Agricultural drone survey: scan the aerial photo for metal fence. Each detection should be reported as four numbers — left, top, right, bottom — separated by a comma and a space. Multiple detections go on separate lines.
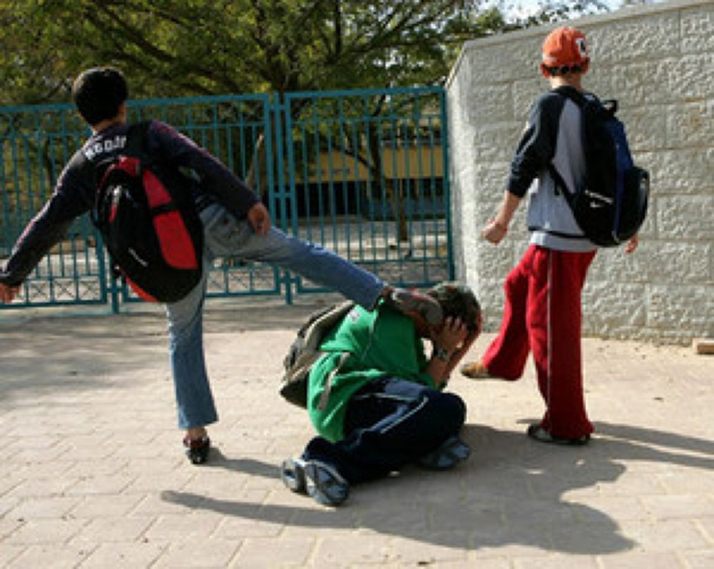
0, 87, 452, 312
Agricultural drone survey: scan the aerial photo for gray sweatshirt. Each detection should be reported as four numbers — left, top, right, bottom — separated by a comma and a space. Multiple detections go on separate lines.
507, 86, 597, 253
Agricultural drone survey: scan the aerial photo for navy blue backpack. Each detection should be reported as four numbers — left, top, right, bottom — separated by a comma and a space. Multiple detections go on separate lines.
552, 87, 650, 247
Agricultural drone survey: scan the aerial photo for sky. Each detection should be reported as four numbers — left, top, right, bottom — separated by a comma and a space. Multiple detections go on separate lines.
495, 1, 673, 18
491, 0, 628, 18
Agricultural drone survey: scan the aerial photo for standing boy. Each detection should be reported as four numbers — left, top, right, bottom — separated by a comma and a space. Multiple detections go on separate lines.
0, 67, 442, 464
460, 27, 638, 445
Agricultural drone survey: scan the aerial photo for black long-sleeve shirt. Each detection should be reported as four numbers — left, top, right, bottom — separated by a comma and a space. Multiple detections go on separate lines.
0, 120, 260, 286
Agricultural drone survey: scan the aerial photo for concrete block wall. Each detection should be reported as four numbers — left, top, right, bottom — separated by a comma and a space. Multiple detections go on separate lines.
446, 0, 713, 345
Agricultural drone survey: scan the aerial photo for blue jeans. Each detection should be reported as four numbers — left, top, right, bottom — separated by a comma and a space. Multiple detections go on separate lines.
165, 204, 385, 429
303, 377, 467, 484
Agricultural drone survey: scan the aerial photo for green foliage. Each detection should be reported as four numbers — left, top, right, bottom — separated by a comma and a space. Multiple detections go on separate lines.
0, 0, 617, 106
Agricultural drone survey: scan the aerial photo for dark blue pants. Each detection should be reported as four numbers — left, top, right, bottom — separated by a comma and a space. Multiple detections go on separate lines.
303, 377, 467, 484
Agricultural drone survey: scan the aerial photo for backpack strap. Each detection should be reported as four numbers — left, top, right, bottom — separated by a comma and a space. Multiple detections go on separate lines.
89, 121, 151, 221
553, 85, 588, 106
553, 85, 618, 116
316, 352, 351, 411
546, 86, 596, 238
529, 225, 590, 241
83, 121, 152, 189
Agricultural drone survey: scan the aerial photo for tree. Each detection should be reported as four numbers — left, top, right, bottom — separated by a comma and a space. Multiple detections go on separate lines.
2, 0, 633, 105
0, 1, 615, 243
1, 1, 507, 105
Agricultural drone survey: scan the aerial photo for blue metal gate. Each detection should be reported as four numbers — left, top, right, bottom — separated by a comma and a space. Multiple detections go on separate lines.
0, 87, 452, 312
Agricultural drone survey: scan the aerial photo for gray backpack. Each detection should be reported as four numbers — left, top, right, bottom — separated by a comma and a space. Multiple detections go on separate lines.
280, 301, 355, 408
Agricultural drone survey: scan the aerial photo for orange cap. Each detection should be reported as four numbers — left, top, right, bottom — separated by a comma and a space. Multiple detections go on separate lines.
542, 26, 589, 68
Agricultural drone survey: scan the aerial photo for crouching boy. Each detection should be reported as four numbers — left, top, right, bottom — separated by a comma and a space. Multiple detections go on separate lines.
282, 282, 481, 506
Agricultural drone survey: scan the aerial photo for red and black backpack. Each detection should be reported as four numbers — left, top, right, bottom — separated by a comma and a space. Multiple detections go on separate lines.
91, 122, 204, 303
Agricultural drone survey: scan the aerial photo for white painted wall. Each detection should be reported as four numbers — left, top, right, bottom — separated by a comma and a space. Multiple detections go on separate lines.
447, 0, 713, 345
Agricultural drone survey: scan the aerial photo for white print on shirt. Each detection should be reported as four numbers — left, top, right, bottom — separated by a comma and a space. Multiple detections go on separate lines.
83, 135, 127, 161
576, 38, 588, 59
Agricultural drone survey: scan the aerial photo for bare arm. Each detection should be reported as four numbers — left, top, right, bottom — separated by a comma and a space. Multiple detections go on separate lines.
482, 191, 522, 244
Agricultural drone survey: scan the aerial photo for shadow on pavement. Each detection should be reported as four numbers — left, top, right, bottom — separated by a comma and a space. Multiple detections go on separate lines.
163, 420, 713, 554
159, 418, 714, 556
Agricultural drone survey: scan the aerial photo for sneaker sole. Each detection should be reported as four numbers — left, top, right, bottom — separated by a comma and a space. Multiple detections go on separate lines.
419, 436, 471, 470
304, 461, 349, 506
281, 458, 307, 494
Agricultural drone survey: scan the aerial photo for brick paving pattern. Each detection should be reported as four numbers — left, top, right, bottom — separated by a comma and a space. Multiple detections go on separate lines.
1, 299, 713, 568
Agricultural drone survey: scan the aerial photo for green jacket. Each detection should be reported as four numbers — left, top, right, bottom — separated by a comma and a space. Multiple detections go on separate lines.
307, 304, 436, 442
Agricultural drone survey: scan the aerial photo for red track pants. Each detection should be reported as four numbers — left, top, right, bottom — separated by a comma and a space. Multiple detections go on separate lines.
482, 245, 597, 439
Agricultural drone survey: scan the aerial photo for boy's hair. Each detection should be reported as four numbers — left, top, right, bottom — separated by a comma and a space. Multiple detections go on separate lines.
72, 67, 128, 126
428, 282, 481, 335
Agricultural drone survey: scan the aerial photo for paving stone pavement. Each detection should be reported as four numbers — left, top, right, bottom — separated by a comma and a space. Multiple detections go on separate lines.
1, 297, 713, 568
